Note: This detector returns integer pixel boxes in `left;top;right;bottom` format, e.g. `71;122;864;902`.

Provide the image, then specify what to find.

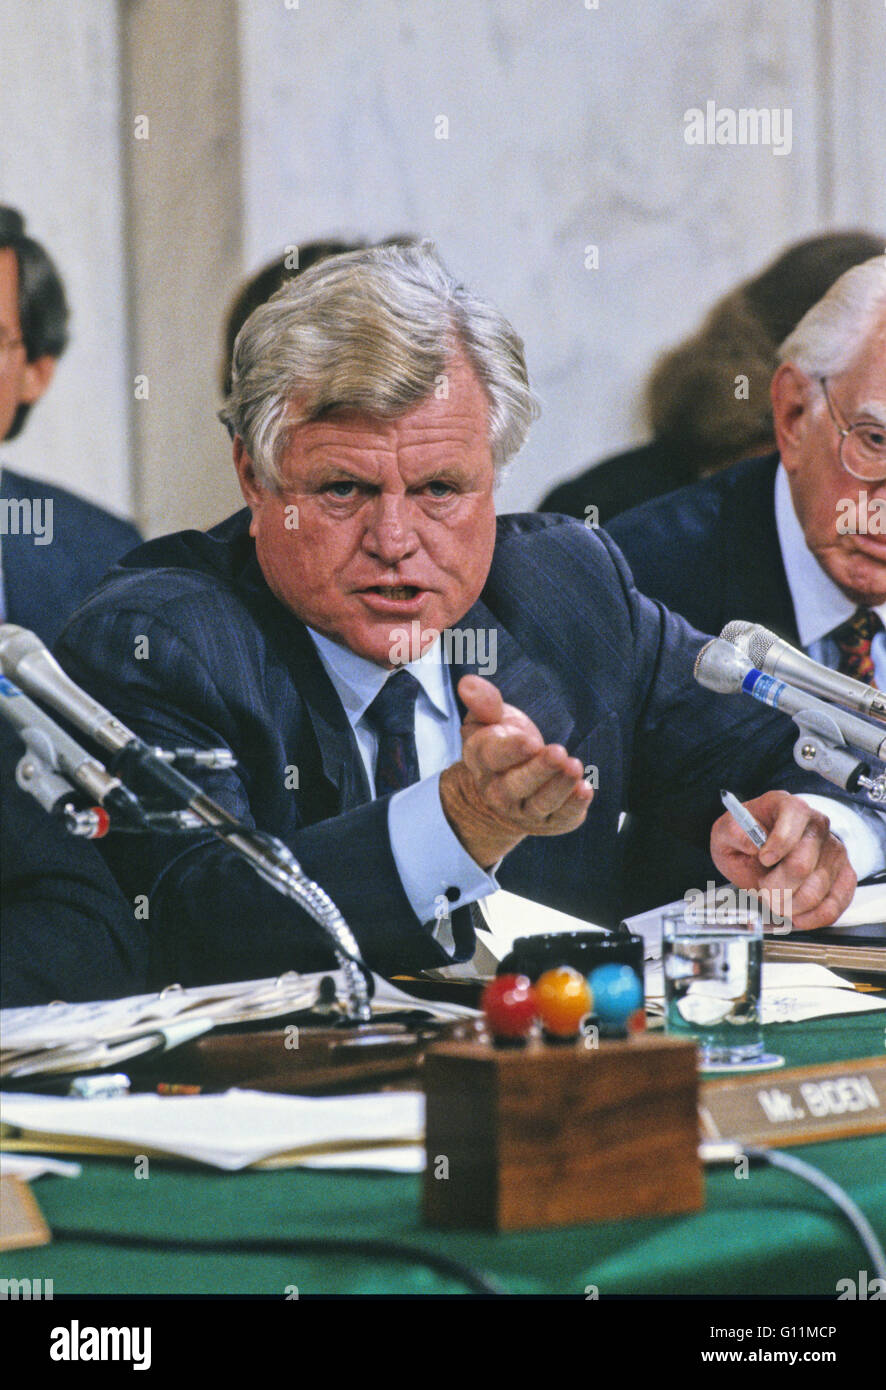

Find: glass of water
662;903;771;1070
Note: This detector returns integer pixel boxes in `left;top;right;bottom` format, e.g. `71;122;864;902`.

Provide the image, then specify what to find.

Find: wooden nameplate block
423;1034;702;1231
700;1055;886;1148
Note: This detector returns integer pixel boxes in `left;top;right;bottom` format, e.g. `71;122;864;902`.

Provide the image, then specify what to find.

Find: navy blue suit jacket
55;509;835;988
607;453;799;644
1;467;142;647
0;469;144;1003
0;722;147;1006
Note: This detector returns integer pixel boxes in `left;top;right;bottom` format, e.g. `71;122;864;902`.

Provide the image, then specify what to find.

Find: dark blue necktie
364;670;422;796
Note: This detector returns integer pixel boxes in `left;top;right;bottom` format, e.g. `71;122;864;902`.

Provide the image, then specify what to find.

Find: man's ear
232;435;265;511
771;363;813;475
20;354;56;406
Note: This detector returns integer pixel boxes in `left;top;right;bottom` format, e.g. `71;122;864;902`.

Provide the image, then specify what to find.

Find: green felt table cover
2;1013;884;1297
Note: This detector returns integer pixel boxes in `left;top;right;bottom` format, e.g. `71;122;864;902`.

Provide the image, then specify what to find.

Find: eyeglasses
820;377;886;482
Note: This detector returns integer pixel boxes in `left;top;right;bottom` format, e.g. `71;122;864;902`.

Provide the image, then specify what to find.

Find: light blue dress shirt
306;627;498;946
775;463;886;685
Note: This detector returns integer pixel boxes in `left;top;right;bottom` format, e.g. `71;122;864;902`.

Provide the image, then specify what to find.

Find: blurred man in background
0;208;144;1005
0;206;141;646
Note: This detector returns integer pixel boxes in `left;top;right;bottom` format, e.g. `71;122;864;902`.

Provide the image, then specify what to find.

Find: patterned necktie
364;670;422;795
832;607;883;687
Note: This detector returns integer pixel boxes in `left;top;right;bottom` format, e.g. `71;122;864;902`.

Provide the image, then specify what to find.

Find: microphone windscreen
693;638;753;694
720;621;780;668
0;624;44;675
719;620;755;645
745;628;780;668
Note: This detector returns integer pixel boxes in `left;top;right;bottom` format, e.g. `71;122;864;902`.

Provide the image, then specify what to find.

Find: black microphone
721;620;886;723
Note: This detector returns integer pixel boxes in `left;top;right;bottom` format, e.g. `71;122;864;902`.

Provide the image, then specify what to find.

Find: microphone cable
47;1228;504;1296
702;1141;886;1277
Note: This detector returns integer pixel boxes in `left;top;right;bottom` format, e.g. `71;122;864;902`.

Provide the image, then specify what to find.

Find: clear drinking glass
662;903;766;1069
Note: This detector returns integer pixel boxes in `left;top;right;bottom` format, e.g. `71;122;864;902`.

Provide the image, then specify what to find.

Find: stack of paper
0;1089;425;1172
644;960;886;1024
626;885;886;964
0;973;478;1082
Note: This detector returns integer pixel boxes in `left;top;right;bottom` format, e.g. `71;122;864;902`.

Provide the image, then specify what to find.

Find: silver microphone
694;638;886;762
721;620;886;723
0;624;136;752
0;676;126;807
0;628;372;1017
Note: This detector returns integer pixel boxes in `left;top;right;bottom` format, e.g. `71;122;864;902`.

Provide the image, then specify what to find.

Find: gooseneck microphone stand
0;628;372;1023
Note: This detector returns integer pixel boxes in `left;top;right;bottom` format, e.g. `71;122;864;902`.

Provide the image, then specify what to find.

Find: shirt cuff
800;795;886;882
388;773;499;949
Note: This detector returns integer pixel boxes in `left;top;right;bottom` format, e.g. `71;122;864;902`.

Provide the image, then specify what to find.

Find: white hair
219;240;540;490
777;252;886;381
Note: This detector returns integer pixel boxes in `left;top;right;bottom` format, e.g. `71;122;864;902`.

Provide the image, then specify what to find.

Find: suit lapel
0;470;75;639
293;642;372;811
235;552;371;813
445;595;576;748
723;456;800;644
232;543;575;808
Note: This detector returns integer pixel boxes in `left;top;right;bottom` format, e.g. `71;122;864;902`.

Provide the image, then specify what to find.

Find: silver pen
720;788;769;850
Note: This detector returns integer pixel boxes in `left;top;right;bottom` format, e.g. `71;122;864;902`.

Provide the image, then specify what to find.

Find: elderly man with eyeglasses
608;253;886;913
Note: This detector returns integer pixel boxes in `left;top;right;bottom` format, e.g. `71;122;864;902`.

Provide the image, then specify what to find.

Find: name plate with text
699;1055;886;1147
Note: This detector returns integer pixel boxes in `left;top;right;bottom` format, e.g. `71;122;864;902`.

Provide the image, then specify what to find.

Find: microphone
721;620;886;723
0;674;141;832
0;625;373;1017
0;624;137;753
694;638;886;763
0;624;240;817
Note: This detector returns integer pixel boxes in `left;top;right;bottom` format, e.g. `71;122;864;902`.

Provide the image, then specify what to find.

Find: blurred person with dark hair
540;231;885;525
0;206;142;646
221;240;362;398
0;208;145;1005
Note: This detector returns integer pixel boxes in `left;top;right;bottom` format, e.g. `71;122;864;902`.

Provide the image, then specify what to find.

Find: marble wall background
1;0;884;533
0;1;131;514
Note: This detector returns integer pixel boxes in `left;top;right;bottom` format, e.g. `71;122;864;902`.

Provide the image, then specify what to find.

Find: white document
293;1147;423;1172
0;976;328;1063
625;883;886;965
0;1154;82;1180
833;881;886;928
645;959;886;1024
478;888;606;955
0;1089;425;1172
